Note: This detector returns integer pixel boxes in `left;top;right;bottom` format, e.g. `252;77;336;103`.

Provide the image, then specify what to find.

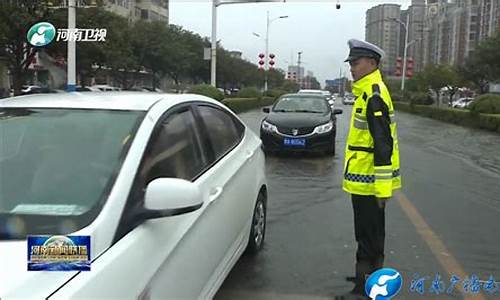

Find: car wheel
330;139;336;156
246;193;266;255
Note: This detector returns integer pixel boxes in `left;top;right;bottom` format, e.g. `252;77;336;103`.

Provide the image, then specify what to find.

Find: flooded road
216;101;500;300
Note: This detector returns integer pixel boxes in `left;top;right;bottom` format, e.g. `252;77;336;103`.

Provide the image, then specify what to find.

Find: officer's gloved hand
376;197;389;209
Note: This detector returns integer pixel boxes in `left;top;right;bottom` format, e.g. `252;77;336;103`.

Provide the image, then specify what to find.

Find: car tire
245;193;266;255
330;139;336;156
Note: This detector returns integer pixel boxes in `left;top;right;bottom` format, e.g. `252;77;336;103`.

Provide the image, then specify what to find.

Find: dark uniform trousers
351;194;386;290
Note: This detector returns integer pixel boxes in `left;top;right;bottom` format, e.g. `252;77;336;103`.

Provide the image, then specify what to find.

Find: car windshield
273;96;329;113
0;108;144;240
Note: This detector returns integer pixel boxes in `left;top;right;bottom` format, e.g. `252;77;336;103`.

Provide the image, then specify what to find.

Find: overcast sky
170;0;412;86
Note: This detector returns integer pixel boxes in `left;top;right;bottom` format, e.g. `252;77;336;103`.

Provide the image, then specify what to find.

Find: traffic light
406;57;414;78
269;53;275;69
258;53;265;70
395;57;402;76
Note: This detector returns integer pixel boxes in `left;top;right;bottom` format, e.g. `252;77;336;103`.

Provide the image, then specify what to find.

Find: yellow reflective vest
343;69;401;198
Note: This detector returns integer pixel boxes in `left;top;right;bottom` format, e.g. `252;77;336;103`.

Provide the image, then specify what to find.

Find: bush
222;97;277;113
391;90;404;102
237;87;262;98
394;102;500;132
188;84;224;101
264;89;287;98
478;114;500;131
469;94;500;114
409;92;434;105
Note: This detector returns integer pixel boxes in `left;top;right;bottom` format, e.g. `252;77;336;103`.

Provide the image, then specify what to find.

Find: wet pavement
216;101;500;300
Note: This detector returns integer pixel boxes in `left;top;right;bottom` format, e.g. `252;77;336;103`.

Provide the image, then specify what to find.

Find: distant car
21;86;58;95
75;86;93;92
21;85;41;94
142;87;164;93
298;89;330;98
89;85;122;92
298;89;334;107
260;93;343;155
0;92;267;299
452;97;474;109
342;95;355;105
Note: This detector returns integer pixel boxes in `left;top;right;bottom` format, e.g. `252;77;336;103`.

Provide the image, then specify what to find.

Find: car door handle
208;187;223;204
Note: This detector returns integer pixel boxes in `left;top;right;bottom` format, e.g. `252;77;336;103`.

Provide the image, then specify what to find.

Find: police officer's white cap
344;39;385;62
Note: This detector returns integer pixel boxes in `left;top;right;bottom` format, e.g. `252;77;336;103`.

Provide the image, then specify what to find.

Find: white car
0;92;267;299
21;85;41;93
452;97;474;109
89;85;122;92
298;89;335;107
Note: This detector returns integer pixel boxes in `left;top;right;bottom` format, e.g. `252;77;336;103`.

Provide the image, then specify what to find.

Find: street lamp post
401;14;410;91
211;0;286;87
388;14;410;90
264;12;288;92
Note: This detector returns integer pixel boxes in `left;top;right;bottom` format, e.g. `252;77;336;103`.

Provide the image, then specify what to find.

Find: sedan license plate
284;138;306;147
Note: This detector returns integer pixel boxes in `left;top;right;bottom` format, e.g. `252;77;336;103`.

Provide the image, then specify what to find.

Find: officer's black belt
348;145;374;153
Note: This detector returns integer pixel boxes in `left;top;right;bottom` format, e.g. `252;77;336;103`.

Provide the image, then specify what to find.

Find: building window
141;9;148;20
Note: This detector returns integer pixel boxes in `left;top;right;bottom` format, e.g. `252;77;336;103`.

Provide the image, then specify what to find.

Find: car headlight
313;121;334;134
262;120;278;133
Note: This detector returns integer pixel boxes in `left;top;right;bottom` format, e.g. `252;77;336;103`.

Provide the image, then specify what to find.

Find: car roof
281;93;325;98
0;92;211;111
298;89;322;93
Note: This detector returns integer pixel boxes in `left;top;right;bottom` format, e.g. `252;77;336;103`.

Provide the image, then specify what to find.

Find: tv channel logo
27;22;56;47
27;235;90;271
365;268;403;300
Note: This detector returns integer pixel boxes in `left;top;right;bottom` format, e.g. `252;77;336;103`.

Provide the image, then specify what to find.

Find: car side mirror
262;107;270;113
140;178;203;220
333;108;343;115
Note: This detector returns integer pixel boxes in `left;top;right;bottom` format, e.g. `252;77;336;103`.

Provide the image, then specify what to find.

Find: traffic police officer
340;39;401;299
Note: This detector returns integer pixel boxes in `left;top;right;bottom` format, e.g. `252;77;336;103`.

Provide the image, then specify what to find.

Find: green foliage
394;102;500;133
0;3;275;92
409;92;434;105
458;32;500;94
469;94;500;114
478;114;500;131
222;97;276;113
0;0;54;94
264;89;287;98
279;80;300;93
189;84;224;101
237;87;261;98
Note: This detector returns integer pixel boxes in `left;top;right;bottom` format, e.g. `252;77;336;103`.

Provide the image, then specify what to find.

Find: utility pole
339;67;342;95
67;0;76;91
401;13;410;91
297;51;302;88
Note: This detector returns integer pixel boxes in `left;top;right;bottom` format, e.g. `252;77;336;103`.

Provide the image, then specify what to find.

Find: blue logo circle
365;268;403;299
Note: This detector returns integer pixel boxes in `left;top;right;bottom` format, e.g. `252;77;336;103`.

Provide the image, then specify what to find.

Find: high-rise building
407;0;426;72
287;65;304;82
479;0;500;39
103;0;169;24
366;4;401;75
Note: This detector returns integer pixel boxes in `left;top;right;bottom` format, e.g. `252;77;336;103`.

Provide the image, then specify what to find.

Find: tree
0;0;53;95
414;65;459;107
131;21;173;89
459;56;489;94
280;79;300;92
263;68;286;90
442;66;467;106
45;6;131;87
